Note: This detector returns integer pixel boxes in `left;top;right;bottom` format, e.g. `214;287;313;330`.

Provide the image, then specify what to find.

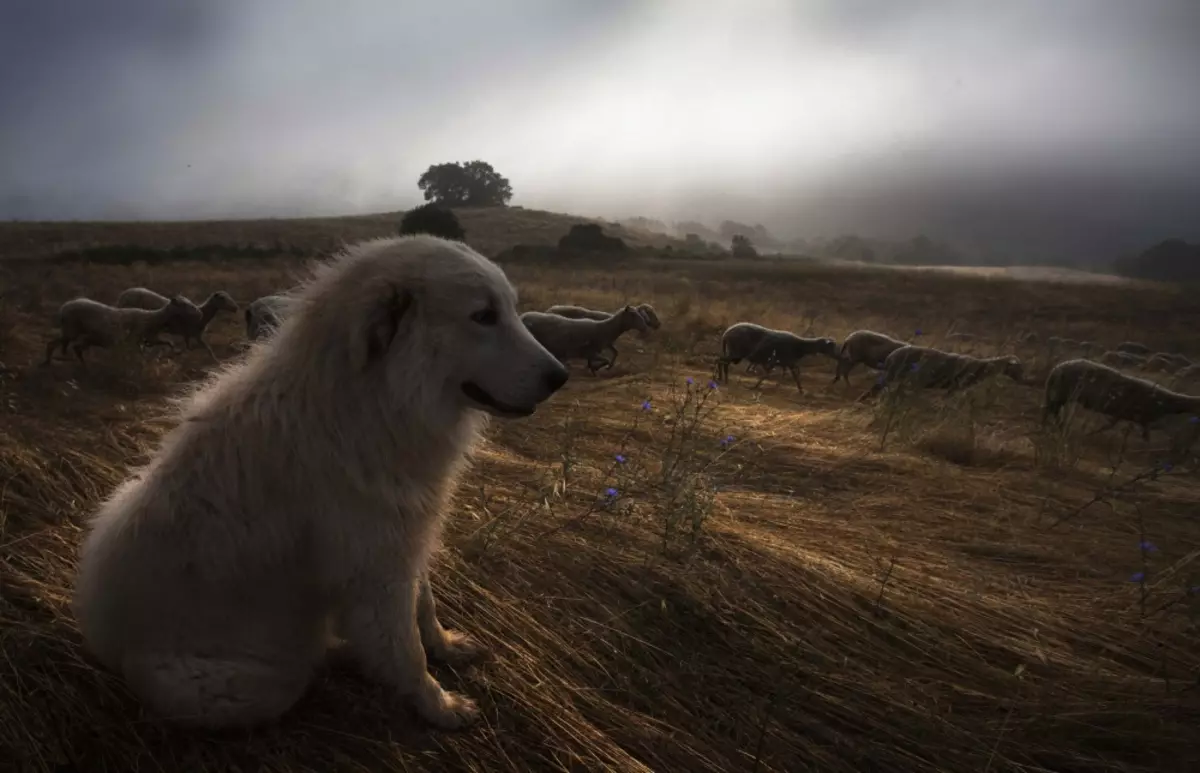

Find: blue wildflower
1129;572;1145;582
641;399;652;411
605;487;619;500
915;328;923;336
1140;541;1158;552
615;454;626;464
686;376;694;385
720;434;735;448
708;380;719;390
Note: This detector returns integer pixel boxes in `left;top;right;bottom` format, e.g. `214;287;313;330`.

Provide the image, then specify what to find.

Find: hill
1;207;1198;772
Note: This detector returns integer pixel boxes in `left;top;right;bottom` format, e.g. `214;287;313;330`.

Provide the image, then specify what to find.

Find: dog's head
336;236;569;419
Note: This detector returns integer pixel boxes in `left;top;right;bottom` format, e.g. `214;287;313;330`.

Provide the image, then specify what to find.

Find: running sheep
543;302;661;370
44;296;195;365
116;287;239;359
858;344;1024;402
1042;358;1200;441
520;305;649;375
832;330;907;386
714;322;838;393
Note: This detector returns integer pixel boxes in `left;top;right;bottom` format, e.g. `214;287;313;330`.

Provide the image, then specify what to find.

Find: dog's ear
353;284;414;371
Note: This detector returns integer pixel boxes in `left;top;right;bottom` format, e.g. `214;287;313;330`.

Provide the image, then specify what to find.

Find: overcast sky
2;0;1198;260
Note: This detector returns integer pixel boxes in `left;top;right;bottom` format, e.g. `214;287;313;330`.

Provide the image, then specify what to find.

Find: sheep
1116;341;1152;356
1099;350;1147;370
1174;363;1200;385
1042;358;1200;441
117;287;239;359
831;330;907;386
858;344;1024;402
1142;353;1187;375
713;322;837;393
43;296;195;365
245;294;301;342
543;302;661;370
520;305;649;375
1158;352;1193;369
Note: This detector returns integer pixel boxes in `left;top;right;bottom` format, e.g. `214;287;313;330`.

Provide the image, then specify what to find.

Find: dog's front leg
338;579;480;729
417;571;488;665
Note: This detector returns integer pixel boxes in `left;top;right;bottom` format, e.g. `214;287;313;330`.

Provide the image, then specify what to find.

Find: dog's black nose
545;366;569;393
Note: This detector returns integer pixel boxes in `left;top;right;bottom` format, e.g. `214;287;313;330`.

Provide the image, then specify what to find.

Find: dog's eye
470;308;498;326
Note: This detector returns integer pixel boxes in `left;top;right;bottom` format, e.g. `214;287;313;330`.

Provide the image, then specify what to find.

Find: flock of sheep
38;278;1200;448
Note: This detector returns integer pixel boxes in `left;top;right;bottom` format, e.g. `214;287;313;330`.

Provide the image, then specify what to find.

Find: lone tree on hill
731;234;758;259
398;203;466;241
417;160;513;207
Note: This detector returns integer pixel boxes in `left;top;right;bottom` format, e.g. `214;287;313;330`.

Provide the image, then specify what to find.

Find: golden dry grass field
1;208;1198;773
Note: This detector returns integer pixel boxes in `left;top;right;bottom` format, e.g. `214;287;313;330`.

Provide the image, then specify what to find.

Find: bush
558;224;628;253
399;203;466;241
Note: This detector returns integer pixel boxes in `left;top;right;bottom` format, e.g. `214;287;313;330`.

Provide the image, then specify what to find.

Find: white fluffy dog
72;235;570;729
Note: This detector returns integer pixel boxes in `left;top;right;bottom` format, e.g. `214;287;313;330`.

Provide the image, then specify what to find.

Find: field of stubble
1;224;1198;773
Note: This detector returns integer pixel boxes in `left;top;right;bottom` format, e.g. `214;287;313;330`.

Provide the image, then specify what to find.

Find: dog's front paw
413;676;480;730
429;629;490;665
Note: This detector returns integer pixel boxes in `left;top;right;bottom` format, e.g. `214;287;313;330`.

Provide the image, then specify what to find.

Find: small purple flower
1129;572;1146;583
1140;540;1158;552
615;454;626;464
914;328;923;336
605;487;619;500
686;376;694;385
708;380;719;390
641;399;652;411
720;434;735;448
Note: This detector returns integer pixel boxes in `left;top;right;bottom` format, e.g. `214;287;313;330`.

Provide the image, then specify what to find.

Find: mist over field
2;0;1199;263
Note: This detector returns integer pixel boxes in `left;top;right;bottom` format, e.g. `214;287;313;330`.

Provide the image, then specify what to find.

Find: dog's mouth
461;381;535;418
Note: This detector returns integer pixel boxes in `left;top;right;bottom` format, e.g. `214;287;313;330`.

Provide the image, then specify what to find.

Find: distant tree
417;160;513;207
731;234;758;259
399;203;466;241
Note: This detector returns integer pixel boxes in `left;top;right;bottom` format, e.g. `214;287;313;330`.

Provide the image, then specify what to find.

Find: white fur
72;235;569;729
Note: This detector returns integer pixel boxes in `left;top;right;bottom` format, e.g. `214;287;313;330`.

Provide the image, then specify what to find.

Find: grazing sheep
1042;358;1200;441
1116;341;1152;356
831;330;907;386
543;302;661;369
1174;363;1200;385
1099;350;1147;370
43;296;194;365
71;235;570;730
859;345;1024;401
117;287;239;359
245;294;301;341
521;305;649;375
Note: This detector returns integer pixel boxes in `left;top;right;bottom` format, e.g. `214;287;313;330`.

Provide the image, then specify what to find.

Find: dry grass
1;208;1199;772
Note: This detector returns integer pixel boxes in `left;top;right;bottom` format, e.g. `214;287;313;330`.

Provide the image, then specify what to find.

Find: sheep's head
815;337;839;358
209;291;239;313
635;303;662;330
1001;355;1024;382
621;305;650;335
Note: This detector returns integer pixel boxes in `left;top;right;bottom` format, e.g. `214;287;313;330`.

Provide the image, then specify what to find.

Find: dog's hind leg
417;571;488;665
337;580;480;729
121;651;312;729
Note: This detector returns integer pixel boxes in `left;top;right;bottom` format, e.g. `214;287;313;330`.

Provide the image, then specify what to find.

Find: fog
2;0;1198;262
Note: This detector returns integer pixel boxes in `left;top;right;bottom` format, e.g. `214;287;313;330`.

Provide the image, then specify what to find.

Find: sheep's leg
791;365;804;394
200;337;219;363
43;336;65;365
416;571;487;665
336;580;479;729
603;344;618;371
